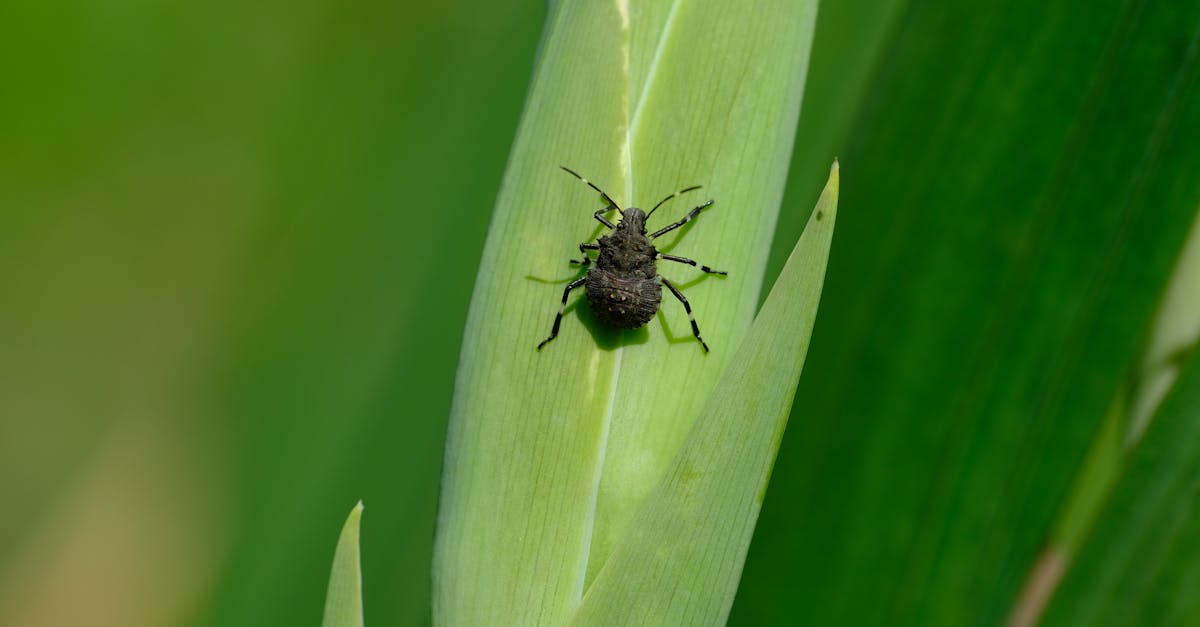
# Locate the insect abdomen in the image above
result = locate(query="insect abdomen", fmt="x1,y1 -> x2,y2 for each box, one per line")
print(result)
585,270 -> 661,329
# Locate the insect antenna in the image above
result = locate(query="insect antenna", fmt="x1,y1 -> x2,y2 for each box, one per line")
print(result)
646,184 -> 702,218
560,166 -> 623,214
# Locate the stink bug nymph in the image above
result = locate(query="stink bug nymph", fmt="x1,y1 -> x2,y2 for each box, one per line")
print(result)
536,166 -> 727,352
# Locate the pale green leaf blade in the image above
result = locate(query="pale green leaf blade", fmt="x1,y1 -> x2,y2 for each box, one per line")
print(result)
1127,207 -> 1200,443
587,0 -> 819,587
432,5 -> 627,622
571,164 -> 837,626
433,0 -> 818,624
322,501 -> 364,627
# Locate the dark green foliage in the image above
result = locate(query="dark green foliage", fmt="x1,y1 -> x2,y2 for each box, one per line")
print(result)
735,0 -> 1200,624
1045,351 -> 1200,626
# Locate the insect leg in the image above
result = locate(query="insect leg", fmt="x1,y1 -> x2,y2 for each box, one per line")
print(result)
658,253 -> 727,275
537,276 -> 587,350
650,200 -> 715,239
570,242 -> 601,266
661,277 -> 709,352
593,206 -> 617,229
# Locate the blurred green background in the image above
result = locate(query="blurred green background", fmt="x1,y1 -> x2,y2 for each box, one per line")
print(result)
1,0 -> 1197,626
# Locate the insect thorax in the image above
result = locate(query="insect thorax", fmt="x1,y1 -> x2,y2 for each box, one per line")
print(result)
595,228 -> 657,275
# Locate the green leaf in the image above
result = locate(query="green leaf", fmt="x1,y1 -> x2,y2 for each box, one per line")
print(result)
1127,208 -> 1200,443
571,163 -> 837,626
1007,208 -> 1200,627
433,0 -> 817,624
733,1 -> 1200,625
1018,207 -> 1200,626
322,501 -> 364,627
1042,345 -> 1200,626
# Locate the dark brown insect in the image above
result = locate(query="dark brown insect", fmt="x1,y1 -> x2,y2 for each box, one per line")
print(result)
536,166 -> 726,352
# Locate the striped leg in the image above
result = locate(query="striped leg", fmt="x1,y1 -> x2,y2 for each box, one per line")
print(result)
651,200 -> 715,239
571,242 -> 601,266
661,277 -> 709,352
537,276 -> 587,350
658,253 -> 727,275
592,206 -> 617,229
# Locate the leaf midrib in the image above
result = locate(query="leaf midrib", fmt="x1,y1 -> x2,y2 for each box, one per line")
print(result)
575,0 -> 687,604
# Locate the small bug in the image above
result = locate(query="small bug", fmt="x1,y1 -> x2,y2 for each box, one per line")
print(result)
536,166 -> 727,352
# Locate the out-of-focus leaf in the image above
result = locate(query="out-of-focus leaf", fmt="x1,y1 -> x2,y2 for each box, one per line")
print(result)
570,163 -> 836,626
0,1 -> 547,626
322,502 -> 364,627
1042,347 -> 1200,626
734,1 -> 1200,625
1012,208 -> 1200,626
1127,209 -> 1200,442
765,0 -> 906,288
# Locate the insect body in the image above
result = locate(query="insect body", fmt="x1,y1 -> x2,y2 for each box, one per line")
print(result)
536,166 -> 727,352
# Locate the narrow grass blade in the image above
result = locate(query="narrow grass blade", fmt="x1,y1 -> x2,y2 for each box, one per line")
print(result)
1127,207 -> 1200,443
1006,207 -> 1200,626
570,164 -> 837,626
433,0 -> 818,624
322,502 -> 364,627
1041,345 -> 1200,626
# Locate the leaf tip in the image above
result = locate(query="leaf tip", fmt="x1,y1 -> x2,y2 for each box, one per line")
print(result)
323,500 -> 365,627
345,500 -> 365,528
810,160 -> 839,226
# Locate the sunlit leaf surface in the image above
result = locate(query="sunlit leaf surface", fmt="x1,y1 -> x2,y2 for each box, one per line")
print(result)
433,0 -> 817,624
322,502 -> 364,627
572,164 -> 836,626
